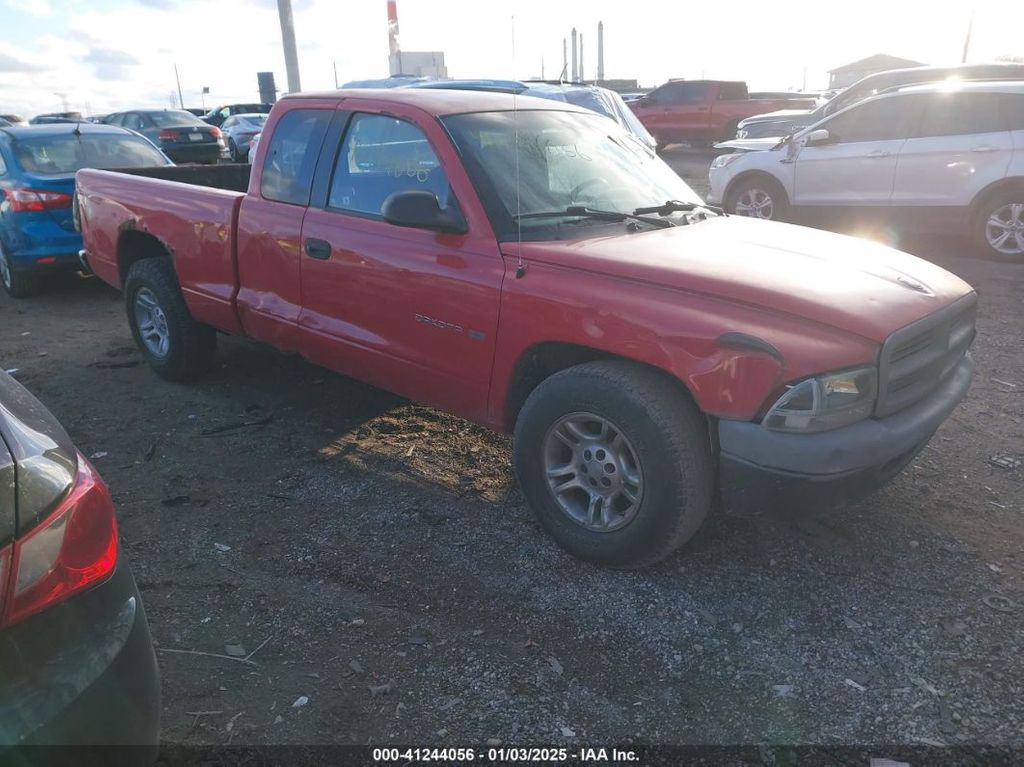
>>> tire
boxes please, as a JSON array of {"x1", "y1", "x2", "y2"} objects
[
  {"x1": 0, "y1": 242, "x2": 42, "y2": 298},
  {"x1": 725, "y1": 175, "x2": 790, "y2": 222},
  {"x1": 228, "y1": 138, "x2": 240, "y2": 163},
  {"x1": 973, "y1": 188, "x2": 1024, "y2": 261},
  {"x1": 513, "y1": 361, "x2": 715, "y2": 569},
  {"x1": 124, "y1": 258, "x2": 216, "y2": 382}
]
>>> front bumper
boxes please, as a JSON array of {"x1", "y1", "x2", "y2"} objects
[{"x1": 718, "y1": 355, "x2": 973, "y2": 512}]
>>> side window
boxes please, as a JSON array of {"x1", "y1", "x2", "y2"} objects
[
  {"x1": 917, "y1": 93, "x2": 1006, "y2": 137},
  {"x1": 220, "y1": 108, "x2": 231, "y2": 120},
  {"x1": 1003, "y1": 94, "x2": 1024, "y2": 130},
  {"x1": 676, "y1": 82, "x2": 711, "y2": 104},
  {"x1": 824, "y1": 96, "x2": 921, "y2": 143},
  {"x1": 0, "y1": 149, "x2": 7, "y2": 176},
  {"x1": 327, "y1": 113, "x2": 450, "y2": 215},
  {"x1": 123, "y1": 113, "x2": 146, "y2": 132},
  {"x1": 718, "y1": 82, "x2": 747, "y2": 101},
  {"x1": 260, "y1": 109, "x2": 332, "y2": 205},
  {"x1": 104, "y1": 113, "x2": 123, "y2": 127}
]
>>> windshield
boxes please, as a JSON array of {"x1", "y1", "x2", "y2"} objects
[
  {"x1": 149, "y1": 110, "x2": 205, "y2": 128},
  {"x1": 442, "y1": 109, "x2": 700, "y2": 241},
  {"x1": 240, "y1": 114, "x2": 268, "y2": 128},
  {"x1": 12, "y1": 133, "x2": 169, "y2": 175}
]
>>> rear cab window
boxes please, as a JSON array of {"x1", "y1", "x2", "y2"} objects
[
  {"x1": 260, "y1": 108, "x2": 333, "y2": 205},
  {"x1": 327, "y1": 113, "x2": 452, "y2": 215}
]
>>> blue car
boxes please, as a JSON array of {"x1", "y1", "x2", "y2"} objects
[{"x1": 0, "y1": 123, "x2": 170, "y2": 298}]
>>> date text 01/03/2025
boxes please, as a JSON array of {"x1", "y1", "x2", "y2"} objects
[{"x1": 371, "y1": 747, "x2": 640, "y2": 762}]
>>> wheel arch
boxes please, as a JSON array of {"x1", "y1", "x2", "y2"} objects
[
  {"x1": 723, "y1": 169, "x2": 790, "y2": 209},
  {"x1": 503, "y1": 341, "x2": 703, "y2": 434},
  {"x1": 969, "y1": 176, "x2": 1024, "y2": 218},
  {"x1": 117, "y1": 229, "x2": 173, "y2": 286}
]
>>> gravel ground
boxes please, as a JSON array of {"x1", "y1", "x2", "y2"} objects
[{"x1": 0, "y1": 152, "x2": 1021, "y2": 748}]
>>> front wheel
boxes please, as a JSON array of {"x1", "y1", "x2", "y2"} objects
[
  {"x1": 725, "y1": 175, "x2": 790, "y2": 222},
  {"x1": 513, "y1": 361, "x2": 715, "y2": 568},
  {"x1": 124, "y1": 258, "x2": 217, "y2": 382},
  {"x1": 974, "y1": 190, "x2": 1024, "y2": 261}
]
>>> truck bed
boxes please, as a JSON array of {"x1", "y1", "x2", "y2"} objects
[{"x1": 76, "y1": 166, "x2": 249, "y2": 335}]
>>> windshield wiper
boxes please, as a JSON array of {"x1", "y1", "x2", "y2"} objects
[
  {"x1": 513, "y1": 206, "x2": 675, "y2": 229},
  {"x1": 633, "y1": 200, "x2": 724, "y2": 217}
]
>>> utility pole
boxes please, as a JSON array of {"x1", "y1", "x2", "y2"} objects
[
  {"x1": 597, "y1": 21, "x2": 604, "y2": 83},
  {"x1": 333, "y1": 61, "x2": 339, "y2": 88},
  {"x1": 571, "y1": 28, "x2": 578, "y2": 82},
  {"x1": 173, "y1": 64, "x2": 184, "y2": 109},
  {"x1": 961, "y1": 9, "x2": 974, "y2": 64},
  {"x1": 562, "y1": 38, "x2": 567, "y2": 81},
  {"x1": 277, "y1": 0, "x2": 302, "y2": 94}
]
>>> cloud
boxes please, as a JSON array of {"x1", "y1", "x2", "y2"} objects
[
  {"x1": 7, "y1": 0, "x2": 52, "y2": 17},
  {"x1": 0, "y1": 51, "x2": 46, "y2": 74},
  {"x1": 135, "y1": 0, "x2": 176, "y2": 8}
]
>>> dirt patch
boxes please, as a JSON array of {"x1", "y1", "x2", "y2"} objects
[{"x1": 1, "y1": 228, "x2": 1021, "y2": 747}]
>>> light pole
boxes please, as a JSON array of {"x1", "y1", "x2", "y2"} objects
[{"x1": 277, "y1": 0, "x2": 302, "y2": 94}]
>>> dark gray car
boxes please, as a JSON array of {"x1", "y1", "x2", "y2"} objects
[{"x1": 0, "y1": 370, "x2": 159, "y2": 751}]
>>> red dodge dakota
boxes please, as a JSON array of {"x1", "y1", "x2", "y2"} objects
[{"x1": 76, "y1": 88, "x2": 975, "y2": 568}]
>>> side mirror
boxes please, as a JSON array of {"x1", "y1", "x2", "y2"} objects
[
  {"x1": 805, "y1": 128, "x2": 834, "y2": 146},
  {"x1": 382, "y1": 190, "x2": 467, "y2": 235}
]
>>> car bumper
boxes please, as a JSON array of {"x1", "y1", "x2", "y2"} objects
[
  {"x1": 163, "y1": 143, "x2": 226, "y2": 164},
  {"x1": 0, "y1": 565, "x2": 160, "y2": 750},
  {"x1": 718, "y1": 355, "x2": 973, "y2": 512},
  {"x1": 706, "y1": 168, "x2": 728, "y2": 205}
]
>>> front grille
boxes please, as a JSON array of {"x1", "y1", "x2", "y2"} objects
[{"x1": 875, "y1": 293, "x2": 976, "y2": 418}]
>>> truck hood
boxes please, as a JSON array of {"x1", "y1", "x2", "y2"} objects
[
  {"x1": 508, "y1": 216, "x2": 974, "y2": 343},
  {"x1": 740, "y1": 108, "x2": 813, "y2": 124}
]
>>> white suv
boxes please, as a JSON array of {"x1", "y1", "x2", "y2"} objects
[{"x1": 708, "y1": 81, "x2": 1024, "y2": 259}]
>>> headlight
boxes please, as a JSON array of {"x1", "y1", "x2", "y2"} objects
[
  {"x1": 710, "y1": 153, "x2": 744, "y2": 170},
  {"x1": 763, "y1": 366, "x2": 877, "y2": 433}
]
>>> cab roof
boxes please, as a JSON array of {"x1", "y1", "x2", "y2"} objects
[{"x1": 283, "y1": 87, "x2": 592, "y2": 117}]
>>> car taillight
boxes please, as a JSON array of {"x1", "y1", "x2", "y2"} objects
[
  {"x1": 158, "y1": 129, "x2": 180, "y2": 141},
  {"x1": 5, "y1": 188, "x2": 73, "y2": 213},
  {"x1": 209, "y1": 127, "x2": 222, "y2": 139},
  {"x1": 0, "y1": 456, "x2": 118, "y2": 628}
]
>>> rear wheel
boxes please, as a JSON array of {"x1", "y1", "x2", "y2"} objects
[
  {"x1": 228, "y1": 138, "x2": 241, "y2": 163},
  {"x1": 513, "y1": 361, "x2": 714, "y2": 569},
  {"x1": 974, "y1": 190, "x2": 1024, "y2": 261},
  {"x1": 124, "y1": 258, "x2": 216, "y2": 381},
  {"x1": 0, "y1": 242, "x2": 41, "y2": 298},
  {"x1": 726, "y1": 175, "x2": 790, "y2": 222}
]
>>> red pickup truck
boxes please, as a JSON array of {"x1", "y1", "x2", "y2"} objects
[
  {"x1": 76, "y1": 89, "x2": 975, "y2": 568},
  {"x1": 629, "y1": 80, "x2": 816, "y2": 149}
]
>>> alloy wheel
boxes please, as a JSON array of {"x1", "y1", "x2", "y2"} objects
[{"x1": 542, "y1": 412, "x2": 644, "y2": 532}]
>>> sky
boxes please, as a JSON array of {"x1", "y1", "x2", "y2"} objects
[{"x1": 0, "y1": 0, "x2": 1021, "y2": 117}]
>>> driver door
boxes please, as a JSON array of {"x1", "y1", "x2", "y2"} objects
[
  {"x1": 297, "y1": 108, "x2": 505, "y2": 420},
  {"x1": 793, "y1": 95, "x2": 923, "y2": 206}
]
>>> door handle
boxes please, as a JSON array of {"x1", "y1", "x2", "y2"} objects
[
  {"x1": 865, "y1": 150, "x2": 892, "y2": 158},
  {"x1": 304, "y1": 238, "x2": 331, "y2": 260},
  {"x1": 971, "y1": 145, "x2": 1000, "y2": 153}
]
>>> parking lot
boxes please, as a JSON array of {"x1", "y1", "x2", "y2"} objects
[{"x1": 0, "y1": 149, "x2": 1019, "y2": 748}]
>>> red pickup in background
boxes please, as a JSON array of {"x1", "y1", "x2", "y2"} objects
[{"x1": 629, "y1": 80, "x2": 816, "y2": 149}]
